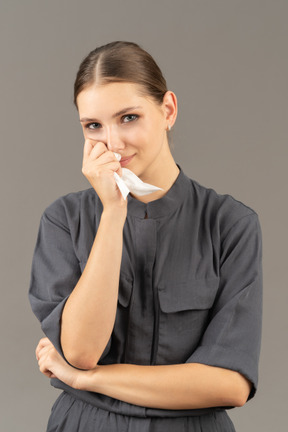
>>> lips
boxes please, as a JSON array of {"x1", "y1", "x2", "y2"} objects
[
  {"x1": 120, "y1": 154, "x2": 134, "y2": 161},
  {"x1": 120, "y1": 154, "x2": 135, "y2": 166}
]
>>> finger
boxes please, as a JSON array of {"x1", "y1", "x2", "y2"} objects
[
  {"x1": 35, "y1": 337, "x2": 53, "y2": 360},
  {"x1": 90, "y1": 149, "x2": 119, "y2": 165},
  {"x1": 35, "y1": 337, "x2": 51, "y2": 352},
  {"x1": 38, "y1": 348, "x2": 60, "y2": 379},
  {"x1": 83, "y1": 138, "x2": 94, "y2": 160},
  {"x1": 88, "y1": 160, "x2": 122, "y2": 176},
  {"x1": 36, "y1": 344, "x2": 50, "y2": 361},
  {"x1": 115, "y1": 163, "x2": 123, "y2": 178},
  {"x1": 38, "y1": 347, "x2": 55, "y2": 373},
  {"x1": 38, "y1": 343, "x2": 53, "y2": 357},
  {"x1": 82, "y1": 154, "x2": 121, "y2": 181},
  {"x1": 88, "y1": 143, "x2": 112, "y2": 164},
  {"x1": 38, "y1": 360, "x2": 53, "y2": 378},
  {"x1": 83, "y1": 140, "x2": 107, "y2": 163}
]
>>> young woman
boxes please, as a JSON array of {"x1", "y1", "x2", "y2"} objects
[{"x1": 29, "y1": 41, "x2": 262, "y2": 431}]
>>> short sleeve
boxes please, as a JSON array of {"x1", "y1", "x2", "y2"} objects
[
  {"x1": 186, "y1": 213, "x2": 263, "y2": 401},
  {"x1": 28, "y1": 208, "x2": 81, "y2": 357}
]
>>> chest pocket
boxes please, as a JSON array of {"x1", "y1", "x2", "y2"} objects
[{"x1": 156, "y1": 277, "x2": 219, "y2": 364}]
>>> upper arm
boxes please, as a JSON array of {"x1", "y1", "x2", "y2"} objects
[
  {"x1": 29, "y1": 206, "x2": 81, "y2": 358},
  {"x1": 186, "y1": 213, "x2": 263, "y2": 404}
]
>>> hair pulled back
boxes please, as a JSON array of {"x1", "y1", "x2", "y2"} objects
[{"x1": 74, "y1": 41, "x2": 168, "y2": 108}]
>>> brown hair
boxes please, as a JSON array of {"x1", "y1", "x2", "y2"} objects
[{"x1": 73, "y1": 41, "x2": 168, "y2": 108}]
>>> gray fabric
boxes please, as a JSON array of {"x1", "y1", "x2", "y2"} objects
[
  {"x1": 47, "y1": 392, "x2": 236, "y2": 432},
  {"x1": 29, "y1": 164, "x2": 262, "y2": 424}
]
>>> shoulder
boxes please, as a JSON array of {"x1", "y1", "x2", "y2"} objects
[
  {"x1": 42, "y1": 187, "x2": 99, "y2": 229},
  {"x1": 185, "y1": 174, "x2": 260, "y2": 237}
]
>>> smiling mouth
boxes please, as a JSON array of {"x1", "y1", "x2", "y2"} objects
[
  {"x1": 121, "y1": 155, "x2": 134, "y2": 161},
  {"x1": 120, "y1": 154, "x2": 135, "y2": 166}
]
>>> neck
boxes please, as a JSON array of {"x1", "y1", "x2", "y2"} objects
[{"x1": 130, "y1": 158, "x2": 180, "y2": 203}]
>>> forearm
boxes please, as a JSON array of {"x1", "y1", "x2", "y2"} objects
[
  {"x1": 61, "y1": 209, "x2": 126, "y2": 369},
  {"x1": 79, "y1": 363, "x2": 251, "y2": 410}
]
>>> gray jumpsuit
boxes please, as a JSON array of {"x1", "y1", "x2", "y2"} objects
[{"x1": 29, "y1": 164, "x2": 262, "y2": 431}]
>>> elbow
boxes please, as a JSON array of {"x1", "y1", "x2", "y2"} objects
[
  {"x1": 61, "y1": 337, "x2": 102, "y2": 370},
  {"x1": 230, "y1": 375, "x2": 252, "y2": 407},
  {"x1": 219, "y1": 391, "x2": 248, "y2": 408},
  {"x1": 64, "y1": 351, "x2": 99, "y2": 370},
  {"x1": 232, "y1": 392, "x2": 249, "y2": 407}
]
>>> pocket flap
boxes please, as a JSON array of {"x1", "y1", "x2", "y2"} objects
[
  {"x1": 118, "y1": 275, "x2": 133, "y2": 307},
  {"x1": 158, "y1": 277, "x2": 219, "y2": 313}
]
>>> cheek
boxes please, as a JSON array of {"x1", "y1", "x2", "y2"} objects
[
  {"x1": 121, "y1": 119, "x2": 162, "y2": 152},
  {"x1": 122, "y1": 126, "x2": 147, "y2": 147}
]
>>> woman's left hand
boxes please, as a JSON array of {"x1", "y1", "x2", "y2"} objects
[{"x1": 35, "y1": 337, "x2": 83, "y2": 389}]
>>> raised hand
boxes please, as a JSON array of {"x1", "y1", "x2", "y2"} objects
[{"x1": 82, "y1": 139, "x2": 127, "y2": 213}]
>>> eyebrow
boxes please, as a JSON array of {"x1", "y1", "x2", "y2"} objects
[{"x1": 80, "y1": 106, "x2": 143, "y2": 123}]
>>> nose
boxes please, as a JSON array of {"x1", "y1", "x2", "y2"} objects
[{"x1": 104, "y1": 125, "x2": 125, "y2": 152}]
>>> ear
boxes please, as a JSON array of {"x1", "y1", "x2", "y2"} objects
[{"x1": 162, "y1": 91, "x2": 178, "y2": 130}]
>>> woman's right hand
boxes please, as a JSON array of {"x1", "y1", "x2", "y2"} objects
[{"x1": 82, "y1": 139, "x2": 128, "y2": 214}]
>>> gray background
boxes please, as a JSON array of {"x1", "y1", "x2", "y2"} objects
[{"x1": 0, "y1": 0, "x2": 287, "y2": 430}]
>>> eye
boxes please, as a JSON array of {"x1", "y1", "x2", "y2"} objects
[
  {"x1": 122, "y1": 114, "x2": 139, "y2": 123},
  {"x1": 86, "y1": 122, "x2": 101, "y2": 130}
]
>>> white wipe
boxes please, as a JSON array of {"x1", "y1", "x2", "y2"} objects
[{"x1": 113, "y1": 152, "x2": 163, "y2": 200}]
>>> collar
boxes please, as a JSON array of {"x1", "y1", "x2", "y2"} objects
[{"x1": 127, "y1": 164, "x2": 191, "y2": 219}]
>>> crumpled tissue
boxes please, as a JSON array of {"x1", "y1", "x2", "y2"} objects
[{"x1": 113, "y1": 152, "x2": 163, "y2": 200}]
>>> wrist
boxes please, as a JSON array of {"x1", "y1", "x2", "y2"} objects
[
  {"x1": 101, "y1": 207, "x2": 127, "y2": 224},
  {"x1": 74, "y1": 369, "x2": 94, "y2": 391},
  {"x1": 75, "y1": 368, "x2": 101, "y2": 392}
]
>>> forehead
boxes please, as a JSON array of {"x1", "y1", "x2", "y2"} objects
[{"x1": 77, "y1": 82, "x2": 158, "y2": 116}]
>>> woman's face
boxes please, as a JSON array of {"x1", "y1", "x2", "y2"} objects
[{"x1": 77, "y1": 82, "x2": 176, "y2": 179}]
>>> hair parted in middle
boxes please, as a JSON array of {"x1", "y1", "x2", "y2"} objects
[{"x1": 74, "y1": 41, "x2": 168, "y2": 109}]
